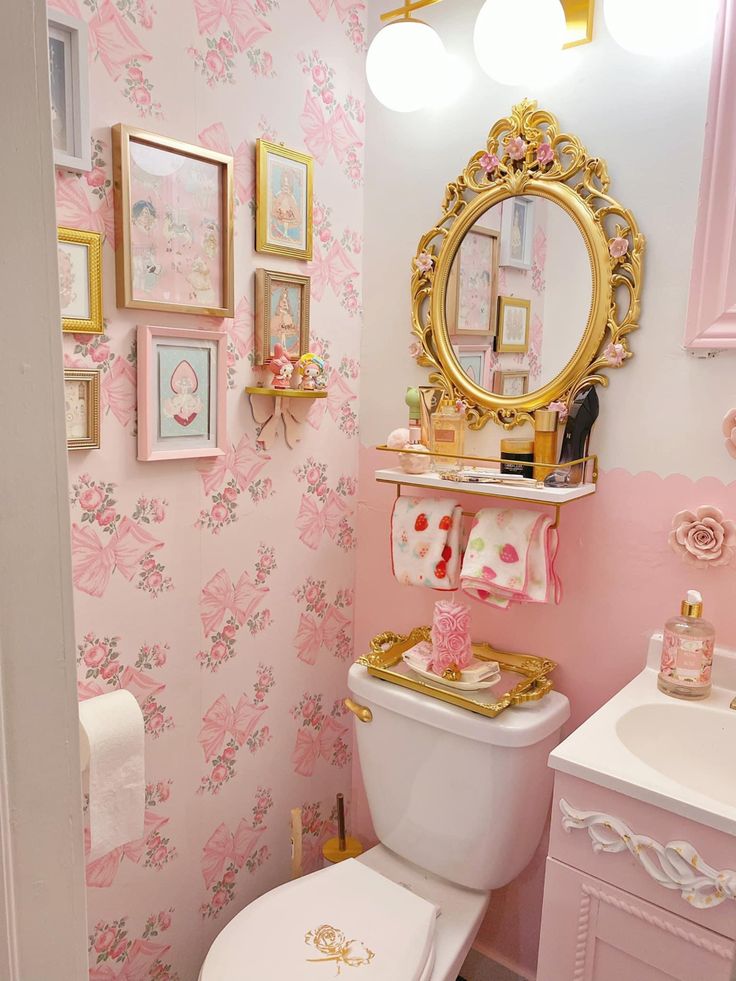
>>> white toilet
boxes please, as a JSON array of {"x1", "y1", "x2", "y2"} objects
[{"x1": 199, "y1": 662, "x2": 570, "y2": 980}]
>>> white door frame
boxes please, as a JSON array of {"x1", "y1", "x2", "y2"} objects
[{"x1": 0, "y1": 0, "x2": 87, "y2": 977}]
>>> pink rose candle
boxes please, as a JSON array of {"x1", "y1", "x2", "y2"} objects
[{"x1": 430, "y1": 600, "x2": 472, "y2": 676}]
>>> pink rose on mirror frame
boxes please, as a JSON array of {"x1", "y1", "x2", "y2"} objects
[
  {"x1": 142, "y1": 557, "x2": 156, "y2": 571},
  {"x1": 211, "y1": 641, "x2": 228, "y2": 661},
  {"x1": 506, "y1": 136, "x2": 528, "y2": 161},
  {"x1": 222, "y1": 486, "x2": 237, "y2": 503},
  {"x1": 212, "y1": 889, "x2": 228, "y2": 908},
  {"x1": 132, "y1": 85, "x2": 152, "y2": 106},
  {"x1": 128, "y1": 66, "x2": 144, "y2": 82},
  {"x1": 84, "y1": 644, "x2": 108, "y2": 668},
  {"x1": 211, "y1": 502, "x2": 228, "y2": 522},
  {"x1": 218, "y1": 36, "x2": 235, "y2": 59},
  {"x1": 222, "y1": 870, "x2": 236, "y2": 885},
  {"x1": 100, "y1": 662, "x2": 120, "y2": 680},
  {"x1": 96, "y1": 508, "x2": 116, "y2": 528},
  {"x1": 721, "y1": 409, "x2": 736, "y2": 460},
  {"x1": 222, "y1": 746, "x2": 236, "y2": 761},
  {"x1": 157, "y1": 911, "x2": 172, "y2": 930},
  {"x1": 479, "y1": 151, "x2": 500, "y2": 173},
  {"x1": 414, "y1": 251, "x2": 434, "y2": 274},
  {"x1": 322, "y1": 89, "x2": 334, "y2": 106},
  {"x1": 536, "y1": 141, "x2": 554, "y2": 166},
  {"x1": 109, "y1": 941, "x2": 127, "y2": 961},
  {"x1": 669, "y1": 505, "x2": 736, "y2": 568},
  {"x1": 211, "y1": 763, "x2": 228, "y2": 783},
  {"x1": 156, "y1": 780, "x2": 170, "y2": 800},
  {"x1": 85, "y1": 167, "x2": 106, "y2": 188},
  {"x1": 609, "y1": 236, "x2": 629, "y2": 259},
  {"x1": 79, "y1": 486, "x2": 104, "y2": 511},
  {"x1": 90, "y1": 343, "x2": 110, "y2": 363},
  {"x1": 205, "y1": 50, "x2": 225, "y2": 77},
  {"x1": 147, "y1": 571, "x2": 163, "y2": 590},
  {"x1": 94, "y1": 928, "x2": 116, "y2": 953},
  {"x1": 604, "y1": 341, "x2": 626, "y2": 366},
  {"x1": 548, "y1": 400, "x2": 568, "y2": 422}
]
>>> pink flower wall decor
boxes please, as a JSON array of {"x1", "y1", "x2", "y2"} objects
[
  {"x1": 604, "y1": 341, "x2": 627, "y2": 367},
  {"x1": 722, "y1": 408, "x2": 736, "y2": 459},
  {"x1": 414, "y1": 250, "x2": 434, "y2": 274},
  {"x1": 669, "y1": 505, "x2": 736, "y2": 567},
  {"x1": 506, "y1": 135, "x2": 528, "y2": 161},
  {"x1": 479, "y1": 151, "x2": 500, "y2": 174},
  {"x1": 609, "y1": 235, "x2": 629, "y2": 259},
  {"x1": 536, "y1": 141, "x2": 554, "y2": 166}
]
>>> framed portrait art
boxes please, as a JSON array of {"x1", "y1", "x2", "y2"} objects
[
  {"x1": 496, "y1": 296, "x2": 531, "y2": 353},
  {"x1": 254, "y1": 269, "x2": 311, "y2": 366},
  {"x1": 492, "y1": 369, "x2": 530, "y2": 398},
  {"x1": 113, "y1": 125, "x2": 234, "y2": 317},
  {"x1": 256, "y1": 140, "x2": 313, "y2": 260},
  {"x1": 48, "y1": 11, "x2": 91, "y2": 172},
  {"x1": 64, "y1": 369, "x2": 100, "y2": 450},
  {"x1": 137, "y1": 325, "x2": 227, "y2": 462},
  {"x1": 454, "y1": 345, "x2": 490, "y2": 390},
  {"x1": 447, "y1": 225, "x2": 499, "y2": 338},
  {"x1": 58, "y1": 226, "x2": 103, "y2": 333},
  {"x1": 500, "y1": 196, "x2": 534, "y2": 270}
]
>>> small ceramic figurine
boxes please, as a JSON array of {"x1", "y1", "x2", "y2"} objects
[
  {"x1": 268, "y1": 343, "x2": 294, "y2": 390},
  {"x1": 297, "y1": 352, "x2": 326, "y2": 391}
]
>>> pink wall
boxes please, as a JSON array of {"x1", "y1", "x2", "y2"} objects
[{"x1": 53, "y1": 1, "x2": 365, "y2": 977}]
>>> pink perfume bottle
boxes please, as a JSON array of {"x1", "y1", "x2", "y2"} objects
[{"x1": 658, "y1": 590, "x2": 715, "y2": 700}]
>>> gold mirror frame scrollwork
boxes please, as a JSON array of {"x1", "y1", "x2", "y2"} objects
[{"x1": 410, "y1": 100, "x2": 645, "y2": 430}]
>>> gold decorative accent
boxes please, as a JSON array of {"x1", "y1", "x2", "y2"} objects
[
  {"x1": 64, "y1": 369, "x2": 101, "y2": 450},
  {"x1": 380, "y1": 0, "x2": 443, "y2": 22},
  {"x1": 255, "y1": 139, "x2": 314, "y2": 261},
  {"x1": 305, "y1": 925, "x2": 375, "y2": 973},
  {"x1": 245, "y1": 386, "x2": 327, "y2": 399},
  {"x1": 411, "y1": 100, "x2": 644, "y2": 430},
  {"x1": 357, "y1": 627, "x2": 555, "y2": 719},
  {"x1": 442, "y1": 665, "x2": 462, "y2": 681},
  {"x1": 562, "y1": 0, "x2": 595, "y2": 48},
  {"x1": 344, "y1": 697, "x2": 373, "y2": 724},
  {"x1": 58, "y1": 226, "x2": 103, "y2": 334}
]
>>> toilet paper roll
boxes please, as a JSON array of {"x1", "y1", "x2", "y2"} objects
[{"x1": 79, "y1": 689, "x2": 145, "y2": 860}]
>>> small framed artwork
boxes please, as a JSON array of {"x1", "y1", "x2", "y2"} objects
[
  {"x1": 137, "y1": 325, "x2": 227, "y2": 462},
  {"x1": 496, "y1": 296, "x2": 531, "y2": 353},
  {"x1": 492, "y1": 369, "x2": 530, "y2": 398},
  {"x1": 500, "y1": 196, "x2": 534, "y2": 269},
  {"x1": 48, "y1": 11, "x2": 90, "y2": 172},
  {"x1": 64, "y1": 369, "x2": 100, "y2": 450},
  {"x1": 254, "y1": 269, "x2": 311, "y2": 365},
  {"x1": 58, "y1": 226, "x2": 103, "y2": 333},
  {"x1": 256, "y1": 140, "x2": 313, "y2": 260},
  {"x1": 112, "y1": 124, "x2": 234, "y2": 317},
  {"x1": 455, "y1": 345, "x2": 490, "y2": 390},
  {"x1": 447, "y1": 226, "x2": 499, "y2": 338}
]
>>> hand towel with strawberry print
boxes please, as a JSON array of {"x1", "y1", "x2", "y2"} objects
[
  {"x1": 391, "y1": 496, "x2": 463, "y2": 590},
  {"x1": 460, "y1": 507, "x2": 561, "y2": 607}
]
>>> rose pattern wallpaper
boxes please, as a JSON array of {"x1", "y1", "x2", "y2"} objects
[{"x1": 51, "y1": 1, "x2": 365, "y2": 976}]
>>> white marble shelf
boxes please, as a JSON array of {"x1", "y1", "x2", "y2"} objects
[{"x1": 374, "y1": 467, "x2": 597, "y2": 505}]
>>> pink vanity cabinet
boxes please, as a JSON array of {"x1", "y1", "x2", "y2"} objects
[{"x1": 537, "y1": 773, "x2": 736, "y2": 980}]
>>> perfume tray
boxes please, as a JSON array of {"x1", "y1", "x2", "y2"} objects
[{"x1": 357, "y1": 626, "x2": 556, "y2": 719}]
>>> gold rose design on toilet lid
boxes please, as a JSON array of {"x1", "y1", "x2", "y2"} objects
[{"x1": 305, "y1": 924, "x2": 375, "y2": 974}]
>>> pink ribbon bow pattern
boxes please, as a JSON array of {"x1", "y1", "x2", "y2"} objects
[
  {"x1": 198, "y1": 694, "x2": 266, "y2": 762},
  {"x1": 294, "y1": 606, "x2": 351, "y2": 665},
  {"x1": 310, "y1": 0, "x2": 364, "y2": 22},
  {"x1": 292, "y1": 717, "x2": 346, "y2": 777},
  {"x1": 307, "y1": 240, "x2": 358, "y2": 302},
  {"x1": 193, "y1": 0, "x2": 271, "y2": 52},
  {"x1": 201, "y1": 819, "x2": 265, "y2": 889},
  {"x1": 199, "y1": 568, "x2": 268, "y2": 636},
  {"x1": 84, "y1": 810, "x2": 168, "y2": 889},
  {"x1": 296, "y1": 492, "x2": 348, "y2": 550},
  {"x1": 198, "y1": 433, "x2": 269, "y2": 496},
  {"x1": 71, "y1": 517, "x2": 163, "y2": 598},
  {"x1": 87, "y1": 0, "x2": 152, "y2": 80},
  {"x1": 198, "y1": 123, "x2": 253, "y2": 206},
  {"x1": 300, "y1": 92, "x2": 362, "y2": 165},
  {"x1": 88, "y1": 937, "x2": 172, "y2": 981}
]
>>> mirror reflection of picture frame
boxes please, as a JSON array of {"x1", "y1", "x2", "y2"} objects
[
  {"x1": 254, "y1": 268, "x2": 311, "y2": 365},
  {"x1": 496, "y1": 295, "x2": 531, "y2": 353},
  {"x1": 500, "y1": 196, "x2": 534, "y2": 270},
  {"x1": 492, "y1": 369, "x2": 529, "y2": 398},
  {"x1": 455, "y1": 345, "x2": 490, "y2": 390},
  {"x1": 137, "y1": 324, "x2": 227, "y2": 462},
  {"x1": 256, "y1": 140, "x2": 313, "y2": 261},
  {"x1": 64, "y1": 369, "x2": 100, "y2": 450},
  {"x1": 48, "y1": 11, "x2": 90, "y2": 173},
  {"x1": 447, "y1": 225, "x2": 499, "y2": 338},
  {"x1": 58, "y1": 226, "x2": 103, "y2": 334}
]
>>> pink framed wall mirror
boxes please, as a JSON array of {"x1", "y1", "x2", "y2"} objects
[{"x1": 686, "y1": 0, "x2": 736, "y2": 350}]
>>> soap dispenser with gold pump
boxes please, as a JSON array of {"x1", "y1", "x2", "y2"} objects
[{"x1": 658, "y1": 590, "x2": 715, "y2": 700}]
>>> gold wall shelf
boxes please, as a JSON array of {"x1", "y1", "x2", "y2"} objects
[
  {"x1": 245, "y1": 386, "x2": 327, "y2": 399},
  {"x1": 245, "y1": 386, "x2": 327, "y2": 450}
]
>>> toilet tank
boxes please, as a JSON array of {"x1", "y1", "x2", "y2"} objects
[{"x1": 348, "y1": 663, "x2": 570, "y2": 892}]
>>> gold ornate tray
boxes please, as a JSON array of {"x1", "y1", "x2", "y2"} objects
[{"x1": 357, "y1": 627, "x2": 556, "y2": 719}]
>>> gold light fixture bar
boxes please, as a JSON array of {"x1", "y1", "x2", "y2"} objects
[{"x1": 380, "y1": 0, "x2": 444, "y2": 22}]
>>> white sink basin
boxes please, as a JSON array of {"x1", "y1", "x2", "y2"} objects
[{"x1": 549, "y1": 635, "x2": 736, "y2": 836}]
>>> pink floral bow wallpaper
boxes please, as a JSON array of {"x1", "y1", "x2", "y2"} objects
[{"x1": 51, "y1": 1, "x2": 365, "y2": 977}]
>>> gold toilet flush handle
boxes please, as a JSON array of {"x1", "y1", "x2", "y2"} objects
[{"x1": 344, "y1": 697, "x2": 373, "y2": 723}]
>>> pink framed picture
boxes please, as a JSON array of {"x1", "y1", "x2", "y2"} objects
[
  {"x1": 137, "y1": 325, "x2": 227, "y2": 462},
  {"x1": 454, "y1": 344, "x2": 491, "y2": 390}
]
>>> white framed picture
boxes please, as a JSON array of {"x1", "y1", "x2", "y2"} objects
[
  {"x1": 499, "y1": 196, "x2": 534, "y2": 270},
  {"x1": 48, "y1": 11, "x2": 91, "y2": 173}
]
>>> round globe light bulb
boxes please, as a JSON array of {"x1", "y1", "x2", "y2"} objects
[
  {"x1": 474, "y1": 0, "x2": 567, "y2": 87},
  {"x1": 366, "y1": 20, "x2": 447, "y2": 113},
  {"x1": 604, "y1": 0, "x2": 718, "y2": 57}
]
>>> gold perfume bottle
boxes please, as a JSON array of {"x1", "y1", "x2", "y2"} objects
[{"x1": 431, "y1": 397, "x2": 465, "y2": 471}]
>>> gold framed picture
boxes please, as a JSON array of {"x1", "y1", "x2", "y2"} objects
[
  {"x1": 58, "y1": 226, "x2": 102, "y2": 333},
  {"x1": 256, "y1": 139, "x2": 313, "y2": 261},
  {"x1": 112, "y1": 124, "x2": 234, "y2": 317},
  {"x1": 496, "y1": 296, "x2": 531, "y2": 353},
  {"x1": 447, "y1": 225, "x2": 499, "y2": 338},
  {"x1": 64, "y1": 369, "x2": 100, "y2": 449},
  {"x1": 254, "y1": 269, "x2": 311, "y2": 366},
  {"x1": 492, "y1": 369, "x2": 530, "y2": 398}
]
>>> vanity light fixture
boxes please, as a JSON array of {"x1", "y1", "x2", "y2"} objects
[
  {"x1": 474, "y1": 0, "x2": 568, "y2": 86},
  {"x1": 603, "y1": 0, "x2": 719, "y2": 57}
]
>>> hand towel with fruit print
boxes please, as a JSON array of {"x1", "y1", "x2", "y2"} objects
[
  {"x1": 391, "y1": 496, "x2": 463, "y2": 590},
  {"x1": 460, "y1": 507, "x2": 561, "y2": 607}
]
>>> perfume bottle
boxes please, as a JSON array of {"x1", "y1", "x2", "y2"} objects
[
  {"x1": 430, "y1": 397, "x2": 465, "y2": 471},
  {"x1": 658, "y1": 590, "x2": 715, "y2": 700}
]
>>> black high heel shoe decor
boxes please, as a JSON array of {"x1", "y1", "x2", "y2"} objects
[{"x1": 545, "y1": 387, "x2": 599, "y2": 486}]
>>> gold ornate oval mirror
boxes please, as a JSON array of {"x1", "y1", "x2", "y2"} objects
[{"x1": 411, "y1": 100, "x2": 644, "y2": 430}]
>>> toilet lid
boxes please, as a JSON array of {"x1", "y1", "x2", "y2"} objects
[{"x1": 200, "y1": 858, "x2": 438, "y2": 981}]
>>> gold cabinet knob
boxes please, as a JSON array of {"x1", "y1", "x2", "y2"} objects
[{"x1": 344, "y1": 697, "x2": 373, "y2": 723}]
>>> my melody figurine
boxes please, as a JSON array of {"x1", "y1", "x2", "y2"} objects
[
  {"x1": 297, "y1": 352, "x2": 326, "y2": 391},
  {"x1": 268, "y1": 343, "x2": 294, "y2": 390}
]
